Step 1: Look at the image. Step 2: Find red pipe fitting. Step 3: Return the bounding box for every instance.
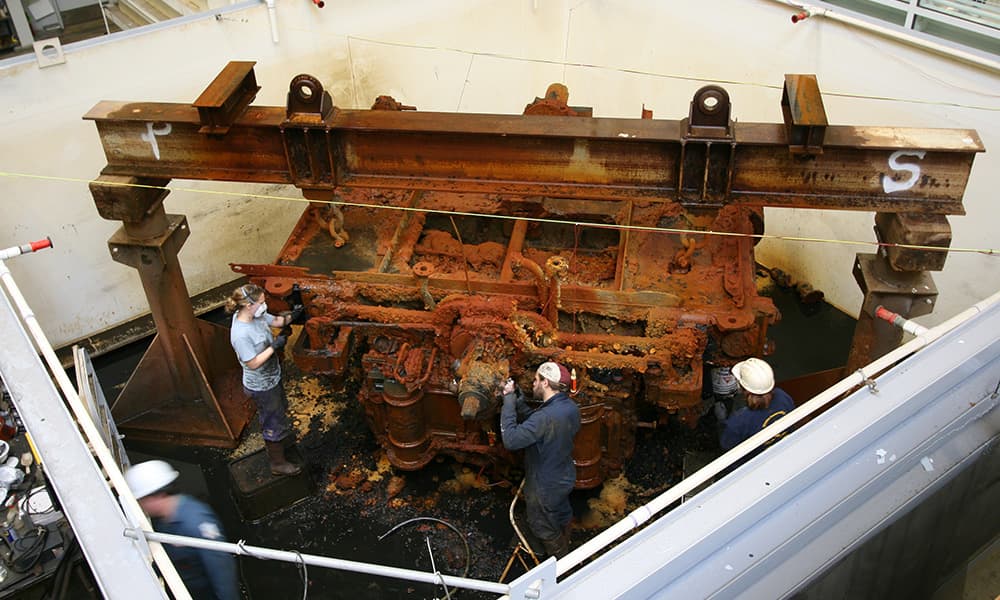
[874,305,929,336]
[30,237,53,252]
[791,11,810,23]
[874,306,896,324]
[0,237,53,260]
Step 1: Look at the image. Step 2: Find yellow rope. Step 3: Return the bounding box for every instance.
[1,170,995,256]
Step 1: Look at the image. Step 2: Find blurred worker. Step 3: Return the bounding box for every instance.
[716,357,795,451]
[500,361,581,558]
[125,460,238,600]
[226,284,303,476]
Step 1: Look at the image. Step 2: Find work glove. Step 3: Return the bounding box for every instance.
[270,335,288,351]
[501,379,520,407]
[289,304,306,324]
[713,401,728,422]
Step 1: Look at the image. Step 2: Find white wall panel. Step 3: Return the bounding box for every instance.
[0,0,995,347]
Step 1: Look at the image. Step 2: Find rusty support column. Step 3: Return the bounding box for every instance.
[845,213,951,371]
[90,175,254,447]
[845,253,937,372]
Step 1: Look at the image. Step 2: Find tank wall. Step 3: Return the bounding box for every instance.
[0,0,996,346]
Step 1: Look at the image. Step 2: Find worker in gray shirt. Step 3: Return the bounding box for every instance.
[226,284,302,476]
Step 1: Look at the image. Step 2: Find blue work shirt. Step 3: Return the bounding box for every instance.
[500,391,581,494]
[720,388,796,451]
[153,495,239,600]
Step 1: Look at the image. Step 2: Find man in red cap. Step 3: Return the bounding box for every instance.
[500,361,581,558]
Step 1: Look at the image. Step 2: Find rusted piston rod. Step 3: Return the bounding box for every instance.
[874,305,929,336]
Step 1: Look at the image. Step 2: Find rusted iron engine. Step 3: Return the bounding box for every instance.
[235,186,770,488]
[85,63,981,477]
[233,83,782,490]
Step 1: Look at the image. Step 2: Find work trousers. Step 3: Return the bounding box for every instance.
[244,382,291,442]
[524,480,573,543]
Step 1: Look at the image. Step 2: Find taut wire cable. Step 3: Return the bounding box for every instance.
[1,171,995,256]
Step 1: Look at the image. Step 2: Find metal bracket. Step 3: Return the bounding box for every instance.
[683,85,733,139]
[193,61,261,136]
[285,74,335,124]
[855,368,878,394]
[507,556,556,600]
[874,212,952,272]
[781,74,827,155]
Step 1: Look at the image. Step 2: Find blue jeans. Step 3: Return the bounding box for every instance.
[244,382,291,442]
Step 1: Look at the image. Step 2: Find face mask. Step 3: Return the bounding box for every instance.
[253,302,267,318]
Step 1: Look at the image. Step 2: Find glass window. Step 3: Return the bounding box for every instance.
[0,0,252,60]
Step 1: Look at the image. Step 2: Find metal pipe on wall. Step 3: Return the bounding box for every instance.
[769,0,1000,73]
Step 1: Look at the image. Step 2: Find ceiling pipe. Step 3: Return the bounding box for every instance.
[264,0,279,43]
[770,0,1000,73]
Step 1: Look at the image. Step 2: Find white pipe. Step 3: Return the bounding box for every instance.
[124,529,514,596]
[0,259,192,600]
[0,237,51,261]
[768,0,1000,73]
[875,305,930,336]
[557,289,1000,576]
[265,0,279,44]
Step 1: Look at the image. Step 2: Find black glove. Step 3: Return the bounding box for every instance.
[501,379,520,406]
[289,305,306,324]
[270,335,288,351]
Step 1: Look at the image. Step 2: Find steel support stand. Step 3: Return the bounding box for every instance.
[91,175,253,447]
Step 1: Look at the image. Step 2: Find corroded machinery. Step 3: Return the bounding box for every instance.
[85,63,982,487]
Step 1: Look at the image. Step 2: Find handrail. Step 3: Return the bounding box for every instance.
[556,289,1000,576]
[123,529,521,597]
[0,255,190,599]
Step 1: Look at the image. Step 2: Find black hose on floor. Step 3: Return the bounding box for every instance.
[378,516,471,579]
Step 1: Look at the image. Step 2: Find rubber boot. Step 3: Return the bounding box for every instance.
[265,441,301,476]
[541,527,572,559]
[281,435,302,465]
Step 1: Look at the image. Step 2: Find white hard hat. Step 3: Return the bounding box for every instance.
[731,358,775,395]
[125,460,179,499]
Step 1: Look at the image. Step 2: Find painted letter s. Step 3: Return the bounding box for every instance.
[882,150,926,194]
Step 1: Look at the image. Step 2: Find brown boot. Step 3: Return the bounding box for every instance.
[281,436,302,464]
[265,441,301,476]
[541,530,571,559]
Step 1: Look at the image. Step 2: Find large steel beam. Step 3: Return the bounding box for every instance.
[84,77,983,213]
[82,65,985,452]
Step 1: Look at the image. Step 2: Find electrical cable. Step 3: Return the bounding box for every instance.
[23,485,56,518]
[424,536,452,600]
[378,517,470,579]
[1,172,996,257]
[11,526,48,573]
[236,539,308,600]
[48,534,80,600]
[508,479,540,566]
[294,550,308,600]
[339,34,1000,111]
